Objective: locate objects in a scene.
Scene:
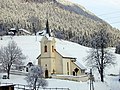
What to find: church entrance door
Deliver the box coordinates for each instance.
[45,69,48,78]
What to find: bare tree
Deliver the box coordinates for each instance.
[25,65,48,90]
[0,41,26,79]
[86,29,116,82]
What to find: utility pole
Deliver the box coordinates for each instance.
[119,69,120,82]
[89,69,94,90]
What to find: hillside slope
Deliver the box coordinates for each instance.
[0,36,89,65]
[0,0,120,46]
[0,36,120,90]
[0,36,119,75]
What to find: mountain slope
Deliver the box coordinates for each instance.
[0,0,120,47]
[57,0,103,22]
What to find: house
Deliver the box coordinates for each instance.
[18,29,31,35]
[37,34,86,78]
[8,28,31,36]
[8,28,17,35]
[26,62,34,72]
[0,85,15,90]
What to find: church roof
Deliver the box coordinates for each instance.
[55,38,86,70]
[74,61,86,70]
[46,35,54,41]
[55,47,86,70]
[55,49,76,59]
[55,38,79,59]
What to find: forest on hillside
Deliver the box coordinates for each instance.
[0,0,120,47]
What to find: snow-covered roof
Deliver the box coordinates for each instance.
[10,28,16,31]
[55,48,86,69]
[53,38,86,69]
[41,33,55,41]
[55,47,76,59]
[55,38,89,62]
[36,30,46,36]
[48,36,54,41]
[75,61,86,70]
[7,31,14,35]
[19,28,31,34]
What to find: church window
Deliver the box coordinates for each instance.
[67,62,69,75]
[53,69,55,74]
[52,46,54,52]
[44,45,47,52]
[45,64,47,67]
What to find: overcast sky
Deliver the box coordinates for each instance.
[68,0,120,29]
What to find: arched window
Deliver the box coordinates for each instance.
[67,62,69,75]
[52,46,54,52]
[44,45,47,52]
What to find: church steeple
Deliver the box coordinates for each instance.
[46,19,51,37]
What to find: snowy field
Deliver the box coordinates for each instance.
[0,74,119,90]
[0,36,120,90]
[0,74,111,90]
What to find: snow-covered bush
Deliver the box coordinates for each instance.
[25,65,48,90]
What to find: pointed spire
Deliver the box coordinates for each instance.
[46,19,51,37]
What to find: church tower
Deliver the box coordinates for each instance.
[38,20,56,78]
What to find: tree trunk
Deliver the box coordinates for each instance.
[33,78,37,90]
[100,44,104,82]
[100,67,104,82]
[7,66,10,79]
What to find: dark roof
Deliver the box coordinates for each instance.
[0,85,15,87]
[36,54,41,59]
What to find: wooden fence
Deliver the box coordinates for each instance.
[0,83,70,90]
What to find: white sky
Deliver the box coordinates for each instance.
[68,0,120,29]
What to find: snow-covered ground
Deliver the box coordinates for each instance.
[0,36,120,90]
[0,74,112,90]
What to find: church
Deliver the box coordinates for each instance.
[37,20,86,78]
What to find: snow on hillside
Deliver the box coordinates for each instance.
[0,36,89,66]
[57,0,95,15]
[105,51,120,75]
[0,36,120,74]
[57,0,87,11]
[0,36,120,90]
[57,0,74,5]
[0,36,42,65]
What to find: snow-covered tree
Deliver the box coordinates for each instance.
[115,42,120,54]
[25,65,48,90]
[86,29,116,82]
[1,0,120,47]
[0,41,26,79]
